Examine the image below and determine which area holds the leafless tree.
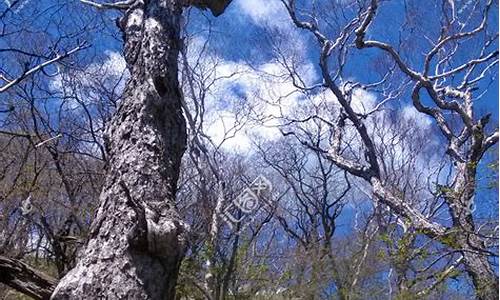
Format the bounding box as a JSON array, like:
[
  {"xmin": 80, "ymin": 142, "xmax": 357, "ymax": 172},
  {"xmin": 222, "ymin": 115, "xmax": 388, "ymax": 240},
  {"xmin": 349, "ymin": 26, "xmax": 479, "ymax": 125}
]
[{"xmin": 278, "ymin": 0, "xmax": 498, "ymax": 298}]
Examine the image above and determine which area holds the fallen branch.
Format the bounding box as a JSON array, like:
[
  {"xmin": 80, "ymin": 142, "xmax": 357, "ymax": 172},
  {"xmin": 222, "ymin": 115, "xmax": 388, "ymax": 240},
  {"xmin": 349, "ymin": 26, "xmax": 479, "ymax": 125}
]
[{"xmin": 0, "ymin": 255, "xmax": 57, "ymax": 300}]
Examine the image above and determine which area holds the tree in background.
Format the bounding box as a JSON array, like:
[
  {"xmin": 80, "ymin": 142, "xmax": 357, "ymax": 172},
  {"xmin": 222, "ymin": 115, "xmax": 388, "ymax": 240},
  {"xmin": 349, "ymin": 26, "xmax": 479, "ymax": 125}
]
[{"xmin": 278, "ymin": 0, "xmax": 498, "ymax": 298}]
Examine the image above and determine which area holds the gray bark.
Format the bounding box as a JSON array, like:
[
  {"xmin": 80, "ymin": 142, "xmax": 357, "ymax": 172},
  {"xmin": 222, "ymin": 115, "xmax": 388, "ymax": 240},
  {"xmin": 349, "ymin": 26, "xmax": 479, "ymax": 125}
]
[
  {"xmin": 459, "ymin": 237, "xmax": 498, "ymax": 300},
  {"xmin": 445, "ymin": 162, "xmax": 498, "ymax": 300},
  {"xmin": 50, "ymin": 1, "xmax": 231, "ymax": 299}
]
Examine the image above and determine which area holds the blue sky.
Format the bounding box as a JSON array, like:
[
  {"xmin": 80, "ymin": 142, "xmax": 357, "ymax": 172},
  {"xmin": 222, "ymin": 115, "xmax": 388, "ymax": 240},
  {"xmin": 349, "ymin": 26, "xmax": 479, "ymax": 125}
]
[
  {"xmin": 181, "ymin": 0, "xmax": 499, "ymax": 287},
  {"xmin": 0, "ymin": 0, "xmax": 496, "ymax": 226},
  {"xmin": 0, "ymin": 0, "xmax": 496, "ymax": 294}
]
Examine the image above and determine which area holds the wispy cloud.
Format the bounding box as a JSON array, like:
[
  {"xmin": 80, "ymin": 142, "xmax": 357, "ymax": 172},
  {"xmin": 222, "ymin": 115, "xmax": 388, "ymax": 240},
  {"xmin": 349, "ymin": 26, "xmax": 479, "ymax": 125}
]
[{"xmin": 236, "ymin": 0, "xmax": 288, "ymax": 28}]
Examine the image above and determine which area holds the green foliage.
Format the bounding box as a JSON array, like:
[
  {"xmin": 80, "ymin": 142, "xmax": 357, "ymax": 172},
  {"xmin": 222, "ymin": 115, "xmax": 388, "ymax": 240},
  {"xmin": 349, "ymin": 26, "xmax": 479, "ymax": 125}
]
[
  {"xmin": 23, "ymin": 256, "xmax": 58, "ymax": 278},
  {"xmin": 379, "ymin": 233, "xmax": 391, "ymax": 244},
  {"xmin": 439, "ymin": 231, "xmax": 460, "ymax": 249},
  {"xmin": 394, "ymin": 290, "xmax": 419, "ymax": 300},
  {"xmin": 487, "ymin": 160, "xmax": 499, "ymax": 190},
  {"xmin": 1, "ymin": 289, "xmax": 34, "ymax": 300}
]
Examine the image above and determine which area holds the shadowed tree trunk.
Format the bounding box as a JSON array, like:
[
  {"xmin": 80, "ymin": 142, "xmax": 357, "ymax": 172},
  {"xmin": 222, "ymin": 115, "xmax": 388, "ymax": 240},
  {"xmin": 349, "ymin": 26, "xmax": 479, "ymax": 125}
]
[{"xmin": 51, "ymin": 0, "xmax": 231, "ymax": 299}]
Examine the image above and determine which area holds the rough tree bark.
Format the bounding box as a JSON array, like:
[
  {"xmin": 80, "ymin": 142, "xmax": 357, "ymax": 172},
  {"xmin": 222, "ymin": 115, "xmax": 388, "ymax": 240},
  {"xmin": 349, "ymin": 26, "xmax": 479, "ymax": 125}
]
[
  {"xmin": 445, "ymin": 161, "xmax": 498, "ymax": 300},
  {"xmin": 50, "ymin": 0, "xmax": 231, "ymax": 299}
]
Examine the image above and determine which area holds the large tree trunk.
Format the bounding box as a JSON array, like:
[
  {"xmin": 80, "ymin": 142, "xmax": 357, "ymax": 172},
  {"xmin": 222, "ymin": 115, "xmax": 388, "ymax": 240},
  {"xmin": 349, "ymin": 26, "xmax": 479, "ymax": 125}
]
[
  {"xmin": 50, "ymin": 1, "xmax": 227, "ymax": 299},
  {"xmin": 446, "ymin": 162, "xmax": 499, "ymax": 300},
  {"xmin": 51, "ymin": 1, "xmax": 187, "ymax": 298},
  {"xmin": 459, "ymin": 236, "xmax": 498, "ymax": 300}
]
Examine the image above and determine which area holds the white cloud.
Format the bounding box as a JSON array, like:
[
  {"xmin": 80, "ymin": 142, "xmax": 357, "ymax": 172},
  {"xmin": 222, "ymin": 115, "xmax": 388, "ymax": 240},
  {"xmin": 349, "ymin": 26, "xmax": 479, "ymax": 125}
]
[
  {"xmin": 50, "ymin": 51, "xmax": 128, "ymax": 96},
  {"xmin": 236, "ymin": 0, "xmax": 288, "ymax": 27},
  {"xmin": 351, "ymin": 88, "xmax": 377, "ymax": 114},
  {"xmin": 182, "ymin": 33, "xmax": 319, "ymax": 153},
  {"xmin": 206, "ymin": 111, "xmax": 253, "ymax": 152},
  {"xmin": 92, "ymin": 51, "xmax": 126, "ymax": 77},
  {"xmin": 201, "ymin": 59, "xmax": 320, "ymax": 152},
  {"xmin": 45, "ymin": 51, "xmax": 128, "ymax": 159},
  {"xmin": 401, "ymin": 105, "xmax": 432, "ymax": 130}
]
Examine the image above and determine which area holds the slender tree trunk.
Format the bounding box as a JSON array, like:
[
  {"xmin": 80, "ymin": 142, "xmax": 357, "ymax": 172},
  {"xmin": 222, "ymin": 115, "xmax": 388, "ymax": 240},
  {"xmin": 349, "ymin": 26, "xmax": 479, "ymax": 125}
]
[
  {"xmin": 204, "ymin": 181, "xmax": 225, "ymax": 299},
  {"xmin": 51, "ymin": 1, "xmax": 187, "ymax": 299},
  {"xmin": 220, "ymin": 210, "xmax": 241, "ymax": 300}
]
